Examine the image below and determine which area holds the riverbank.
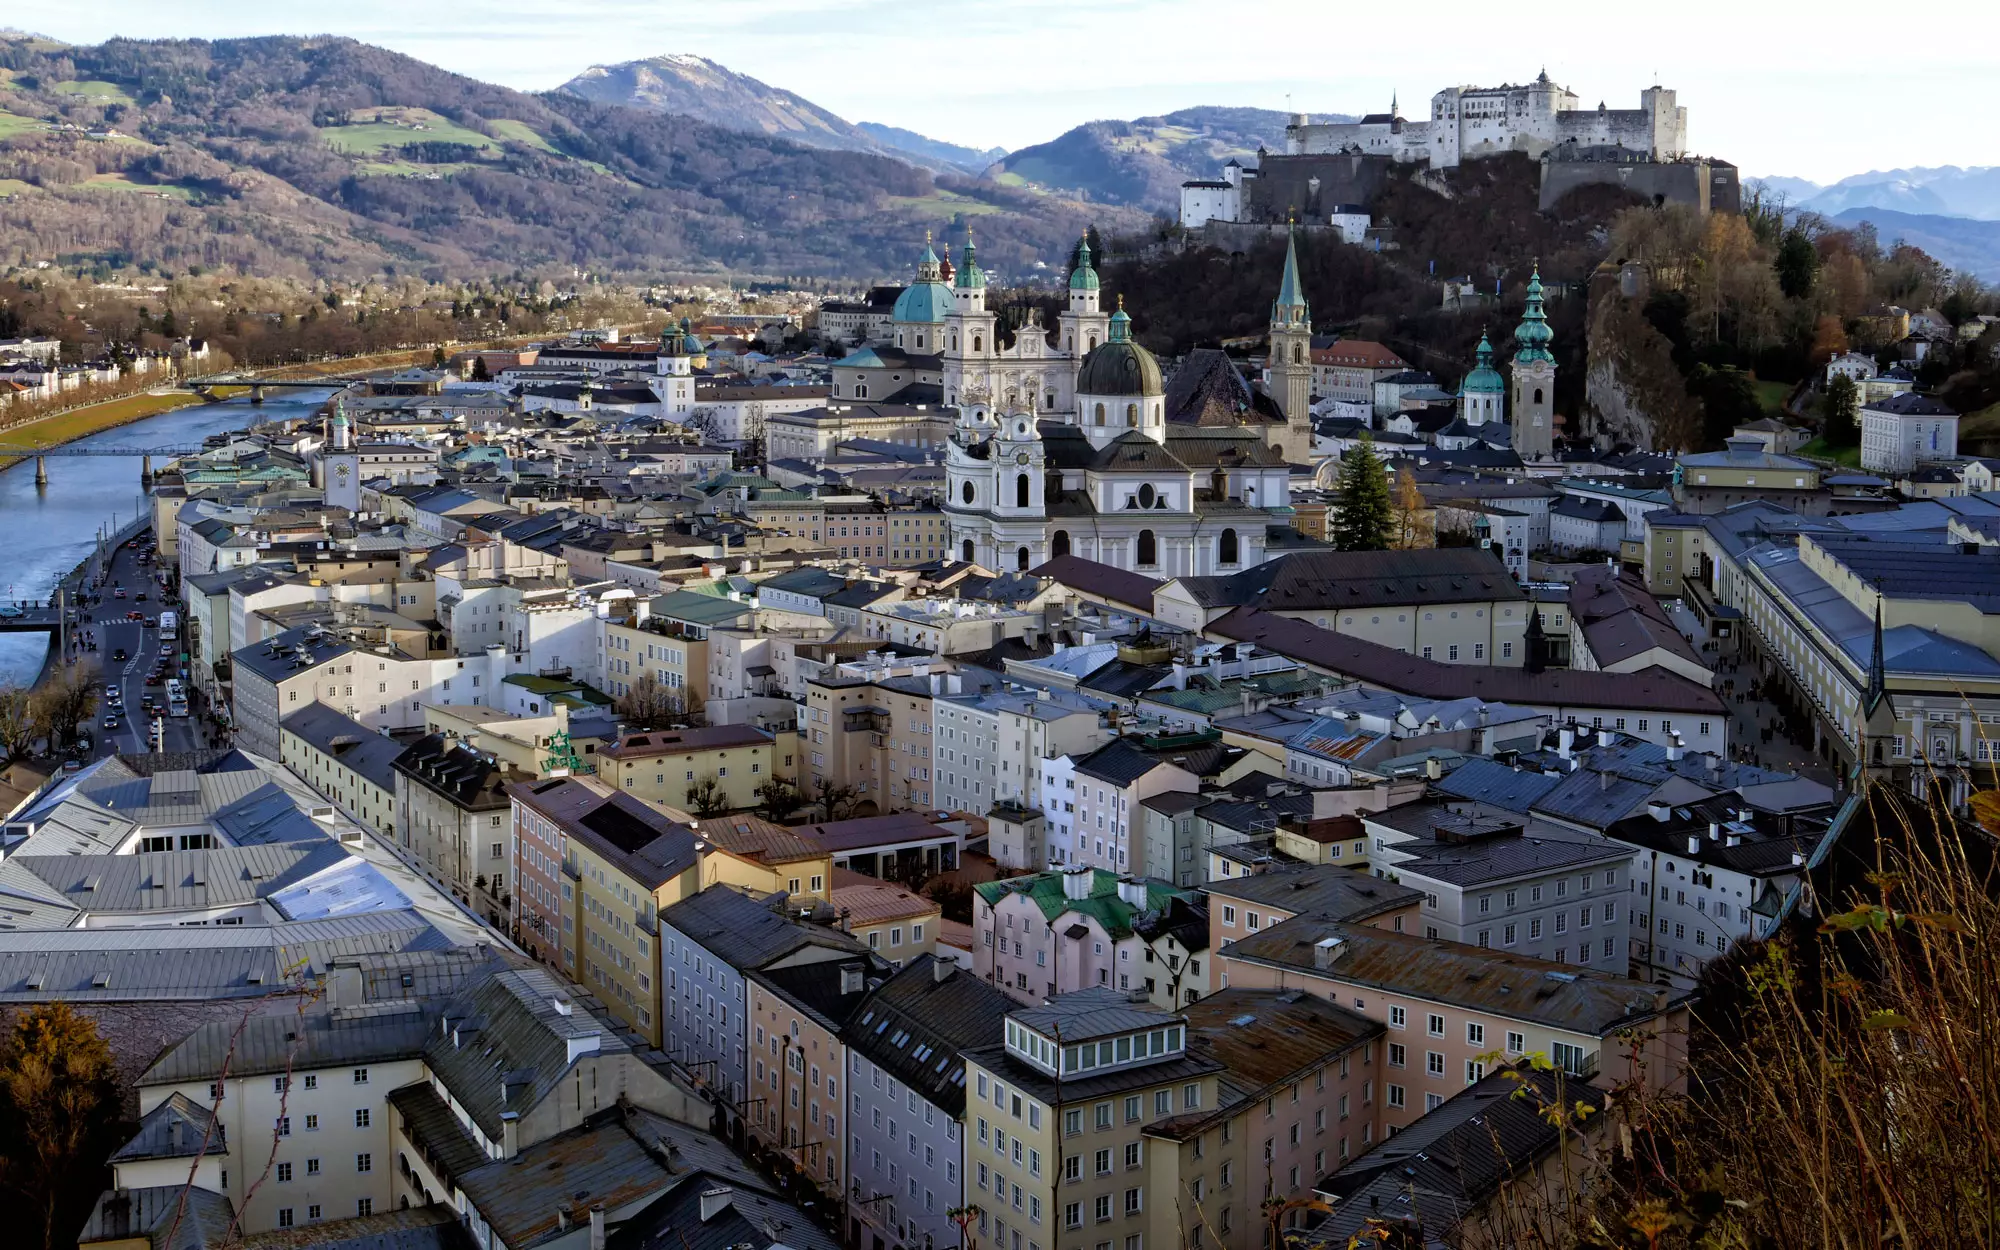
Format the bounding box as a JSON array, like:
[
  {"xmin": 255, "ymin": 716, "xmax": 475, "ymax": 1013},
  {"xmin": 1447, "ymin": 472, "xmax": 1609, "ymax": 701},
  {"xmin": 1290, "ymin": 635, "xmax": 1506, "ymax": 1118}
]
[{"xmin": 0, "ymin": 390, "xmax": 214, "ymax": 471}]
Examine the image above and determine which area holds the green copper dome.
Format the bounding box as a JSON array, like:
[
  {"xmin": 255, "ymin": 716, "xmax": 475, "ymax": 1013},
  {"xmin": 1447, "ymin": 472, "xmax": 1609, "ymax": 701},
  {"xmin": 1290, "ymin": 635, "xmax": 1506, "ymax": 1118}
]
[
  {"xmin": 894, "ymin": 235, "xmax": 955, "ymax": 323},
  {"xmin": 1069, "ymin": 236, "xmax": 1100, "ymax": 291},
  {"xmin": 1076, "ymin": 297, "xmax": 1162, "ymax": 396},
  {"xmin": 1461, "ymin": 332, "xmax": 1505, "ymax": 394},
  {"xmin": 1513, "ymin": 264, "xmax": 1555, "ymax": 365}
]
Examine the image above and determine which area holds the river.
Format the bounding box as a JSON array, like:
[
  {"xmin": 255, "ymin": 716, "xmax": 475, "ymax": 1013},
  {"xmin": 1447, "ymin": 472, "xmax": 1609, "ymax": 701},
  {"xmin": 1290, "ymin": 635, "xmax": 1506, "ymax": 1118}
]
[{"xmin": 0, "ymin": 387, "xmax": 335, "ymax": 687}]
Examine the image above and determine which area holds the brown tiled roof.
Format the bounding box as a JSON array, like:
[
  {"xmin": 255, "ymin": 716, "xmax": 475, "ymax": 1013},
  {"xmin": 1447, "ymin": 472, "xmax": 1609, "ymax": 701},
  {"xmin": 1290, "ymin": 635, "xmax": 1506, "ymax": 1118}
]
[
  {"xmin": 829, "ymin": 867, "xmax": 940, "ymax": 926},
  {"xmin": 598, "ymin": 725, "xmax": 774, "ymax": 759},
  {"xmin": 1310, "ymin": 340, "xmax": 1408, "ymax": 370},
  {"xmin": 1028, "ymin": 554, "xmax": 1161, "ymax": 612}
]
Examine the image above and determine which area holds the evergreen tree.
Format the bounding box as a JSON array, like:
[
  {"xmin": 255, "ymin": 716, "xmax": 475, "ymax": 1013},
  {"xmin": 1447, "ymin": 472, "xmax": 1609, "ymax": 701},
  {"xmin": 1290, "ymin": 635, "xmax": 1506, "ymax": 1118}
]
[
  {"xmin": 1823, "ymin": 373, "xmax": 1861, "ymax": 447},
  {"xmin": 1333, "ymin": 436, "xmax": 1392, "ymax": 551},
  {"xmin": 1775, "ymin": 228, "xmax": 1820, "ymax": 299}
]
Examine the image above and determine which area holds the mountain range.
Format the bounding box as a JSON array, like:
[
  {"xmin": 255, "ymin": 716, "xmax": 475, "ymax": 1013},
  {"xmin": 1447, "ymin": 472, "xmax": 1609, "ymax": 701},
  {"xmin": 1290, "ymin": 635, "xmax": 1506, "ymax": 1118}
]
[
  {"xmin": 0, "ymin": 35, "xmax": 1143, "ymax": 282},
  {"xmin": 555, "ymin": 55, "xmax": 1004, "ymax": 174},
  {"xmin": 1750, "ymin": 166, "xmax": 2000, "ymax": 221}
]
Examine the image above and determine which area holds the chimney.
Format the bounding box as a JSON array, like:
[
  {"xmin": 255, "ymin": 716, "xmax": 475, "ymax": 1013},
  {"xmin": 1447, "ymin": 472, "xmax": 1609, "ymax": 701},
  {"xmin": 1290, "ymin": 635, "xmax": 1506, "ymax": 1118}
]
[
  {"xmin": 1061, "ymin": 864, "xmax": 1094, "ymax": 901},
  {"xmin": 1687, "ymin": 835, "xmax": 1701, "ymax": 854},
  {"xmin": 1424, "ymin": 756, "xmax": 1443, "ymax": 781},
  {"xmin": 501, "ymin": 1110, "xmax": 520, "ymax": 1159},
  {"xmin": 933, "ymin": 956, "xmax": 954, "ymax": 984},
  {"xmin": 1116, "ymin": 877, "xmax": 1148, "ymax": 908},
  {"xmin": 700, "ymin": 1186, "xmax": 735, "ymax": 1222},
  {"xmin": 589, "ymin": 1204, "xmax": 606, "ymax": 1250},
  {"xmin": 1665, "ymin": 732, "xmax": 1683, "ymax": 762},
  {"xmin": 1646, "ymin": 801, "xmax": 1671, "ymax": 822},
  {"xmin": 840, "ymin": 963, "xmax": 864, "ymax": 994},
  {"xmin": 1707, "ymin": 822, "xmax": 1721, "ymax": 841},
  {"xmin": 1313, "ymin": 936, "xmax": 1345, "ymax": 968},
  {"xmin": 1557, "ymin": 727, "xmax": 1574, "ymax": 759}
]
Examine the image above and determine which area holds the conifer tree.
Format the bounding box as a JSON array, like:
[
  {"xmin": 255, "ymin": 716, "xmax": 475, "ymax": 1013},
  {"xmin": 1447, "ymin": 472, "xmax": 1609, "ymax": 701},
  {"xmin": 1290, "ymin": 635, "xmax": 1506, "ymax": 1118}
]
[{"xmin": 1333, "ymin": 435, "xmax": 1392, "ymax": 551}]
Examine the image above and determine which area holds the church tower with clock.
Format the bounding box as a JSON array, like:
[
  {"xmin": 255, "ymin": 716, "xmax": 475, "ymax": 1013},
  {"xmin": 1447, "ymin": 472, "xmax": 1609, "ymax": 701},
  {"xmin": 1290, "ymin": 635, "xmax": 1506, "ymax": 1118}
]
[{"xmin": 324, "ymin": 402, "xmax": 361, "ymax": 513}]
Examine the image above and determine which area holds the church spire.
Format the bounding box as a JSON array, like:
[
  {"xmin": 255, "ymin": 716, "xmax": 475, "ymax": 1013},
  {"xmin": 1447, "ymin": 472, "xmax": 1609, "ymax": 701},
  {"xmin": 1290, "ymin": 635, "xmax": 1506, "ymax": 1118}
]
[
  {"xmin": 1512, "ymin": 262, "xmax": 1554, "ymax": 364},
  {"xmin": 955, "ymin": 231, "xmax": 986, "ymax": 291},
  {"xmin": 1272, "ymin": 226, "xmax": 1309, "ymax": 328},
  {"xmin": 1866, "ymin": 595, "xmax": 1888, "ymax": 714}
]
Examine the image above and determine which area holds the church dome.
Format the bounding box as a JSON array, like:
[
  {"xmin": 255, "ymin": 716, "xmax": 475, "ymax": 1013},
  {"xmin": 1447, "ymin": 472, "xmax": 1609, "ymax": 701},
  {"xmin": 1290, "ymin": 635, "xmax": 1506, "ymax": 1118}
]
[
  {"xmin": 1461, "ymin": 332, "xmax": 1505, "ymax": 394},
  {"xmin": 1513, "ymin": 264, "xmax": 1556, "ymax": 364},
  {"xmin": 893, "ymin": 281, "xmax": 955, "ymax": 324},
  {"xmin": 1075, "ymin": 300, "xmax": 1162, "ymax": 397},
  {"xmin": 1069, "ymin": 236, "xmax": 1100, "ymax": 291}
]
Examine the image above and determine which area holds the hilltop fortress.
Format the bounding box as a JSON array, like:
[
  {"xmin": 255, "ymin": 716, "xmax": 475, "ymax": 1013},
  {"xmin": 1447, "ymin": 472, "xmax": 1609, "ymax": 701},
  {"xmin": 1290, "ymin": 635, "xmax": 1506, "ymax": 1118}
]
[
  {"xmin": 1183, "ymin": 72, "xmax": 1734, "ymax": 229},
  {"xmin": 1285, "ymin": 72, "xmax": 1687, "ymax": 168}
]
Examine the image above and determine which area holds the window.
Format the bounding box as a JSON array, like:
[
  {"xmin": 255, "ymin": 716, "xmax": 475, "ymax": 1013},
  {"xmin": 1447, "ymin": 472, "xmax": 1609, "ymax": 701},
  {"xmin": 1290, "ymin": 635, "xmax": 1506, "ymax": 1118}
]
[
  {"xmin": 352, "ymin": 1067, "xmax": 369, "ymax": 1085},
  {"xmin": 277, "ymin": 1162, "xmax": 293, "ymax": 1183},
  {"xmin": 304, "ymin": 1114, "xmax": 319, "ymax": 1131},
  {"xmin": 278, "ymin": 1209, "xmax": 294, "ymax": 1229},
  {"xmin": 1427, "ymin": 1014, "xmax": 1444, "ymax": 1037},
  {"xmin": 306, "ymin": 1158, "xmax": 321, "ymax": 1176},
  {"xmin": 1426, "ymin": 1051, "xmax": 1444, "ymax": 1076},
  {"xmin": 355, "ymin": 1109, "xmax": 371, "ymax": 1128},
  {"xmin": 1124, "ymin": 1188, "xmax": 1143, "ymax": 1215},
  {"xmin": 1386, "ymin": 1084, "xmax": 1405, "ymax": 1109},
  {"xmin": 1388, "ymin": 1006, "xmax": 1406, "ymax": 1029},
  {"xmin": 1388, "ymin": 1043, "xmax": 1406, "ymax": 1067},
  {"xmin": 356, "ymin": 1152, "xmax": 372, "ymax": 1173}
]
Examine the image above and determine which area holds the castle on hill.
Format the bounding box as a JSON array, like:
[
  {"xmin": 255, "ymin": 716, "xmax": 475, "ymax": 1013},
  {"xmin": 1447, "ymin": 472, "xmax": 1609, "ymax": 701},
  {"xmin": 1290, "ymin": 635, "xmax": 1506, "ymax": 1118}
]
[{"xmin": 1286, "ymin": 72, "xmax": 1687, "ymax": 168}]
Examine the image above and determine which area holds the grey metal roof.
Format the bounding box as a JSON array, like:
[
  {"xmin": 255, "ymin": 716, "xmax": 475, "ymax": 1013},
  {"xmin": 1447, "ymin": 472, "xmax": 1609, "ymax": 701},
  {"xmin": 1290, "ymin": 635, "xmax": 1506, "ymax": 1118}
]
[
  {"xmin": 238, "ymin": 1205, "xmax": 477, "ymax": 1250},
  {"xmin": 1010, "ymin": 986, "xmax": 1179, "ymax": 1042},
  {"xmin": 109, "ymin": 1090, "xmax": 227, "ymax": 1163},
  {"xmin": 4, "ymin": 842, "xmax": 348, "ymax": 918},
  {"xmin": 388, "ymin": 1081, "xmax": 488, "ymax": 1183},
  {"xmin": 426, "ymin": 967, "xmax": 631, "ymax": 1143},
  {"xmin": 1204, "ymin": 863, "xmax": 1422, "ymax": 922},
  {"xmin": 146, "ymin": 1000, "xmax": 438, "ymax": 1084},
  {"xmin": 609, "ymin": 1168, "xmax": 844, "ymax": 1250},
  {"xmin": 282, "ymin": 703, "xmax": 409, "ymax": 794},
  {"xmin": 660, "ymin": 884, "xmax": 864, "ymax": 972},
  {"xmin": 77, "ymin": 1184, "xmax": 236, "ymax": 1250}
]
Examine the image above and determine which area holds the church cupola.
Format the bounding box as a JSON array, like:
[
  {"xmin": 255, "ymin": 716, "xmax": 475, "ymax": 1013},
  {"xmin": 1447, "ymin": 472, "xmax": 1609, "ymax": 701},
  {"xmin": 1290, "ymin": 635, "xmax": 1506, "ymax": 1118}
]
[
  {"xmin": 1068, "ymin": 234, "xmax": 1101, "ymax": 315},
  {"xmin": 1512, "ymin": 264, "xmax": 1556, "ymax": 365},
  {"xmin": 1075, "ymin": 295, "xmax": 1167, "ymax": 448},
  {"xmin": 1458, "ymin": 330, "xmax": 1505, "ymax": 426}
]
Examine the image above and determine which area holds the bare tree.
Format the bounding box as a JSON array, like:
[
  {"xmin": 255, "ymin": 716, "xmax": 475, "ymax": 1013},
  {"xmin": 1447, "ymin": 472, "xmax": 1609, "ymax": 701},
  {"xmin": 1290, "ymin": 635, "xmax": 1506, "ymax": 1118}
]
[
  {"xmin": 31, "ymin": 664, "xmax": 97, "ymax": 751},
  {"xmin": 614, "ymin": 673, "xmax": 706, "ymax": 729},
  {"xmin": 684, "ymin": 773, "xmax": 729, "ymax": 817},
  {"xmin": 0, "ymin": 686, "xmax": 41, "ymax": 762},
  {"xmin": 754, "ymin": 775, "xmax": 803, "ymax": 821},
  {"xmin": 814, "ymin": 777, "xmax": 861, "ymax": 822}
]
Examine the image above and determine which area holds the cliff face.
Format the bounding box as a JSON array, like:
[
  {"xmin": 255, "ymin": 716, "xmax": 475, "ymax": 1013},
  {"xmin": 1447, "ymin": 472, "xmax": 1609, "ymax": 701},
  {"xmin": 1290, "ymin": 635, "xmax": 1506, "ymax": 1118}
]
[{"xmin": 1584, "ymin": 267, "xmax": 1700, "ymax": 450}]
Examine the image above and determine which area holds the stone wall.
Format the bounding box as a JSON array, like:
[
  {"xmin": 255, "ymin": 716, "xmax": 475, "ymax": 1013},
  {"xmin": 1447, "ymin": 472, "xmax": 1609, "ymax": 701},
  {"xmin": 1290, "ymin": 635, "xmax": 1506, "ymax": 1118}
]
[
  {"xmin": 1540, "ymin": 157, "xmax": 1740, "ymax": 214},
  {"xmin": 1584, "ymin": 267, "xmax": 1702, "ymax": 451},
  {"xmin": 1242, "ymin": 153, "xmax": 1394, "ymax": 223}
]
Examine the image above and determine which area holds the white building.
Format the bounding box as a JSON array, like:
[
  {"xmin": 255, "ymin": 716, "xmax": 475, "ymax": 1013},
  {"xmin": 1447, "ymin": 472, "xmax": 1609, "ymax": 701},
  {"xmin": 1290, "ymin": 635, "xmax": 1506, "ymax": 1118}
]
[
  {"xmin": 933, "ymin": 685, "xmax": 1112, "ymax": 819},
  {"xmin": 1860, "ymin": 392, "xmax": 1959, "ymax": 473},
  {"xmin": 1178, "ymin": 161, "xmax": 1246, "ymax": 227}
]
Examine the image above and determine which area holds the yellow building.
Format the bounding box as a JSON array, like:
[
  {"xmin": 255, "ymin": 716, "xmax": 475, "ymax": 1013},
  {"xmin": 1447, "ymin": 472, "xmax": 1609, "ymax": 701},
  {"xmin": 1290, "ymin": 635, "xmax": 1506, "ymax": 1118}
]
[
  {"xmin": 508, "ymin": 775, "xmax": 794, "ymax": 1048},
  {"xmin": 829, "ymin": 866, "xmax": 939, "ymax": 967},
  {"xmin": 802, "ymin": 672, "xmax": 939, "ymax": 814},
  {"xmin": 600, "ymin": 614, "xmax": 710, "ymax": 706},
  {"xmin": 599, "ymin": 724, "xmax": 782, "ymax": 813}
]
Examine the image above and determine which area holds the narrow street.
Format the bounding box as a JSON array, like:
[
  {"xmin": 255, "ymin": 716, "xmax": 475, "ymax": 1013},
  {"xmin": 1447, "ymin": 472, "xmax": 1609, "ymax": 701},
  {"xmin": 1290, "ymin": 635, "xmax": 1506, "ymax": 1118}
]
[{"xmin": 70, "ymin": 531, "xmax": 208, "ymax": 759}]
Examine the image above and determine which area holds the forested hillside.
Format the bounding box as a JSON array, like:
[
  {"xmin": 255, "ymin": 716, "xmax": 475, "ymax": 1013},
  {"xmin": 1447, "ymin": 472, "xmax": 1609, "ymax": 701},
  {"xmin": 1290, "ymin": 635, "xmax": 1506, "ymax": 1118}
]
[{"xmin": 0, "ymin": 35, "xmax": 1138, "ymax": 280}]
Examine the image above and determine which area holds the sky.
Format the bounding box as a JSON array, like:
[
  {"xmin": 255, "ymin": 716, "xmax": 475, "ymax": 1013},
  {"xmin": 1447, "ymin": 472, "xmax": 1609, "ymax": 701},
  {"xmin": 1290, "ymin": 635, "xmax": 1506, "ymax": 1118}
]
[{"xmin": 36, "ymin": 0, "xmax": 2000, "ymax": 185}]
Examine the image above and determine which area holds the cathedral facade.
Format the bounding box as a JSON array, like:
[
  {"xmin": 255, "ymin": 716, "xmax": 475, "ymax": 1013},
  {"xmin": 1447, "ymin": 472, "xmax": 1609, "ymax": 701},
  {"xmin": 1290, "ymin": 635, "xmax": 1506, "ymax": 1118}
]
[{"xmin": 944, "ymin": 241, "xmax": 1299, "ymax": 577}]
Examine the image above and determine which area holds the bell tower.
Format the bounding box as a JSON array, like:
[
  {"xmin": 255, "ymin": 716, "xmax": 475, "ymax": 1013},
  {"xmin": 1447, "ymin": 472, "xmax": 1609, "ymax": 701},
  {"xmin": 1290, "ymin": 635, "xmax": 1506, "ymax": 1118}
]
[
  {"xmin": 1510, "ymin": 263, "xmax": 1557, "ymax": 461},
  {"xmin": 1268, "ymin": 225, "xmax": 1314, "ymax": 461}
]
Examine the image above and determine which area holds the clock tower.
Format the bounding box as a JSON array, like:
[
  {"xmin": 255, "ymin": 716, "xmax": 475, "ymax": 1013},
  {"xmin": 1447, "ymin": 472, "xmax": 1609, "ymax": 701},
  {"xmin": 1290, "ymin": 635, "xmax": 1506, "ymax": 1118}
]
[{"xmin": 324, "ymin": 402, "xmax": 361, "ymax": 513}]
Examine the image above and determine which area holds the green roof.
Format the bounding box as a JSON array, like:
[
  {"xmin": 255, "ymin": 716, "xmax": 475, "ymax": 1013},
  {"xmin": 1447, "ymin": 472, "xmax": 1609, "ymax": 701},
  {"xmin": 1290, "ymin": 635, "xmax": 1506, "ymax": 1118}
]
[
  {"xmin": 1141, "ymin": 671, "xmax": 1327, "ymax": 716},
  {"xmin": 652, "ymin": 590, "xmax": 756, "ymax": 625},
  {"xmin": 1460, "ymin": 332, "xmax": 1505, "ymax": 394},
  {"xmin": 501, "ymin": 673, "xmax": 613, "ymax": 706},
  {"xmin": 974, "ymin": 868, "xmax": 1193, "ymax": 939}
]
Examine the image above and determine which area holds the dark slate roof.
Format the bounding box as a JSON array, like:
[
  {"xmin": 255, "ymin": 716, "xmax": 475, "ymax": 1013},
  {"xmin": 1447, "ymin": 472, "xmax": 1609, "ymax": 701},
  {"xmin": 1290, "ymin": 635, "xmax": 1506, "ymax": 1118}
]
[
  {"xmin": 1203, "ymin": 863, "xmax": 1421, "ymax": 922},
  {"xmin": 1209, "ymin": 610, "xmax": 1726, "ymax": 715},
  {"xmin": 238, "ymin": 1204, "xmax": 477, "ymax": 1250},
  {"xmin": 78, "ymin": 1185, "xmax": 236, "ymax": 1250},
  {"xmin": 608, "ymin": 1166, "xmax": 843, "ymax": 1250},
  {"xmin": 660, "ymin": 884, "xmax": 865, "ymax": 972},
  {"xmin": 387, "ymin": 1082, "xmax": 489, "ymax": 1184},
  {"xmin": 1179, "ymin": 988, "xmax": 1381, "ymax": 1101},
  {"xmin": 1862, "ymin": 391, "xmax": 1957, "ymax": 416},
  {"xmin": 145, "ymin": 1001, "xmax": 438, "ymax": 1083},
  {"xmin": 391, "ymin": 734, "xmax": 521, "ymax": 813},
  {"xmin": 1090, "ymin": 430, "xmax": 1190, "ymax": 474},
  {"xmin": 109, "ymin": 1091, "xmax": 226, "ymax": 1163},
  {"xmin": 1429, "ymin": 758, "xmax": 1565, "ymax": 813},
  {"xmin": 1074, "ymin": 737, "xmax": 1180, "ymax": 786},
  {"xmin": 1164, "ymin": 349, "xmax": 1283, "ymax": 427},
  {"xmin": 280, "ymin": 704, "xmax": 409, "ymax": 794},
  {"xmin": 1173, "ymin": 548, "xmax": 1524, "ymax": 612},
  {"xmin": 426, "ymin": 967, "xmax": 631, "ymax": 1142},
  {"xmin": 509, "ymin": 777, "xmax": 702, "ymax": 891},
  {"xmin": 844, "ymin": 956, "xmax": 1017, "ymax": 1117},
  {"xmin": 1302, "ymin": 1065, "xmax": 1606, "ymax": 1247}
]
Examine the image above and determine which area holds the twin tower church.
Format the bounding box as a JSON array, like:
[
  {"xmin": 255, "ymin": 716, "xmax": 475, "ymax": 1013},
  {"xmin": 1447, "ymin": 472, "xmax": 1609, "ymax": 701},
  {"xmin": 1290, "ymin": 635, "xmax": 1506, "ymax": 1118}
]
[{"xmin": 868, "ymin": 230, "xmax": 1554, "ymax": 578}]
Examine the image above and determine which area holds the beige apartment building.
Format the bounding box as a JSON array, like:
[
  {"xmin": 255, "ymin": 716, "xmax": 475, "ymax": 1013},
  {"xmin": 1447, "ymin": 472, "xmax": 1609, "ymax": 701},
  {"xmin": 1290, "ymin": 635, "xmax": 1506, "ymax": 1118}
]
[
  {"xmin": 746, "ymin": 956, "xmax": 876, "ymax": 1196},
  {"xmin": 803, "ymin": 671, "xmax": 948, "ymax": 814},
  {"xmin": 508, "ymin": 775, "xmax": 799, "ymax": 1048},
  {"xmin": 830, "ymin": 867, "xmax": 940, "ymax": 967},
  {"xmin": 1216, "ymin": 916, "xmax": 1690, "ymax": 1132},
  {"xmin": 392, "ymin": 733, "xmax": 528, "ymax": 926},
  {"xmin": 600, "ymin": 612, "xmax": 710, "ymax": 705},
  {"xmin": 598, "ymin": 724, "xmax": 783, "ymax": 813}
]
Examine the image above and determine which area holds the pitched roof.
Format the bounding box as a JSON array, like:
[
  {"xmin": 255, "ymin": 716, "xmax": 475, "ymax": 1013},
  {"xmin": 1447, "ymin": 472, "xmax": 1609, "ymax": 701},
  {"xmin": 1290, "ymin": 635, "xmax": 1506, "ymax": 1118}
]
[
  {"xmin": 1027, "ymin": 555, "xmax": 1160, "ymax": 613},
  {"xmin": 660, "ymin": 884, "xmax": 865, "ymax": 971},
  {"xmin": 1204, "ymin": 863, "xmax": 1422, "ymax": 921},
  {"xmin": 1171, "ymin": 548, "xmax": 1524, "ymax": 612},
  {"xmin": 843, "ymin": 956, "xmax": 1014, "ymax": 1117},
  {"xmin": 425, "ymin": 967, "xmax": 630, "ymax": 1141},
  {"xmin": 109, "ymin": 1091, "xmax": 226, "ymax": 1164}
]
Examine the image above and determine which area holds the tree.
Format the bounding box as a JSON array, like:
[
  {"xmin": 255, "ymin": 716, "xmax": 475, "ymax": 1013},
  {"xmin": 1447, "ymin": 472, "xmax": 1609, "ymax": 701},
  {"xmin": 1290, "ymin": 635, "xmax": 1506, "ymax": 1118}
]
[
  {"xmin": 32, "ymin": 664, "xmax": 96, "ymax": 750},
  {"xmin": 0, "ymin": 686, "xmax": 40, "ymax": 762},
  {"xmin": 614, "ymin": 673, "xmax": 704, "ymax": 729},
  {"xmin": 1331, "ymin": 436, "xmax": 1392, "ymax": 551},
  {"xmin": 754, "ymin": 775, "xmax": 802, "ymax": 821},
  {"xmin": 1823, "ymin": 373, "xmax": 1861, "ymax": 447},
  {"xmin": 814, "ymin": 777, "xmax": 860, "ymax": 822},
  {"xmin": 1687, "ymin": 363, "xmax": 1764, "ymax": 448},
  {"xmin": 1389, "ymin": 465, "xmax": 1431, "ymax": 550},
  {"xmin": 1774, "ymin": 227, "xmax": 1820, "ymax": 299},
  {"xmin": 470, "ymin": 354, "xmax": 490, "ymax": 381},
  {"xmin": 683, "ymin": 773, "xmax": 729, "ymax": 817},
  {"xmin": 430, "ymin": 345, "xmax": 446, "ymax": 367},
  {"xmin": 0, "ymin": 1003, "xmax": 124, "ymax": 1250}
]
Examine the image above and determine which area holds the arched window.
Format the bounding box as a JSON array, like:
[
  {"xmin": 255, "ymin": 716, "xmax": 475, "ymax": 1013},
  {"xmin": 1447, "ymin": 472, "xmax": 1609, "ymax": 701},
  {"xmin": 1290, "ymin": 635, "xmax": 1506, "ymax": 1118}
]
[
  {"xmin": 1052, "ymin": 530, "xmax": 1071, "ymax": 557},
  {"xmin": 962, "ymin": 539, "xmax": 975, "ymax": 562},
  {"xmin": 1016, "ymin": 473, "xmax": 1030, "ymax": 508},
  {"xmin": 962, "ymin": 481, "xmax": 975, "ymax": 505},
  {"xmin": 1292, "ymin": 343, "xmax": 1303, "ymax": 363},
  {"xmin": 1137, "ymin": 529, "xmax": 1158, "ymax": 567},
  {"xmin": 855, "ymin": 384, "xmax": 868, "ymax": 399},
  {"xmin": 1017, "ymin": 546, "xmax": 1030, "ymax": 571},
  {"xmin": 973, "ymin": 335, "xmax": 983, "ymax": 353},
  {"xmin": 1125, "ymin": 403, "xmax": 1138, "ymax": 426},
  {"xmin": 1094, "ymin": 403, "xmax": 1106, "ymax": 426},
  {"xmin": 1087, "ymin": 334, "xmax": 1098, "ymax": 351},
  {"xmin": 1533, "ymin": 387, "xmax": 1544, "ymax": 404},
  {"xmin": 1219, "ymin": 527, "xmax": 1240, "ymax": 565},
  {"xmin": 951, "ymin": 335, "xmax": 959, "ymax": 352}
]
